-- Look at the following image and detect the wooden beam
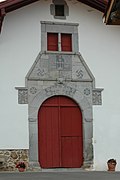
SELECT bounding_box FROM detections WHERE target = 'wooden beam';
[0,0,40,12]
[0,7,5,33]
[78,0,108,12]
[105,0,115,24]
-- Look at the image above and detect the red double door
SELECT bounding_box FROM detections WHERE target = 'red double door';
[38,96,83,168]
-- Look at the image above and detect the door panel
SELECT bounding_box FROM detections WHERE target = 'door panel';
[39,106,60,168]
[61,107,82,136]
[61,137,83,167]
[61,106,83,167]
[38,96,83,168]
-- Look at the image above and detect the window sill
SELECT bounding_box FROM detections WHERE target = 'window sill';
[54,15,66,20]
[44,51,77,55]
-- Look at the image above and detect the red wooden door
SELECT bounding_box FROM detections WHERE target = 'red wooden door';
[38,96,83,168]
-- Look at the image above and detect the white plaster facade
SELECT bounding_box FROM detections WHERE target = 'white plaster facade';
[0,0,120,171]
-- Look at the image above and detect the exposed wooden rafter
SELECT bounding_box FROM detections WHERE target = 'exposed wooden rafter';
[78,0,108,12]
[0,0,40,13]
[0,7,5,32]
[104,0,120,25]
[0,0,109,33]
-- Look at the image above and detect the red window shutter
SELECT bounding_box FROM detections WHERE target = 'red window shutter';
[47,33,58,51]
[61,34,72,52]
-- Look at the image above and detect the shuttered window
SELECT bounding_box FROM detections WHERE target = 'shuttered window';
[61,33,72,52]
[47,33,58,51]
[47,33,72,52]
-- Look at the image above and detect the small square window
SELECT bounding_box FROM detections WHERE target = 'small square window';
[55,5,64,16]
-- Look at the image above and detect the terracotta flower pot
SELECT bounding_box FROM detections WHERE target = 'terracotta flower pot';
[107,159,117,171]
[18,167,25,172]
[16,161,26,172]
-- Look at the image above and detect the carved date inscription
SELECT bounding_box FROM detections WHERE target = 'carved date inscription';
[45,85,76,97]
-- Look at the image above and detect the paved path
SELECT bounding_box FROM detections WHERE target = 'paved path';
[0,171,120,180]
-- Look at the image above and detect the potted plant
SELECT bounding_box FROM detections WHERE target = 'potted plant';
[107,159,117,171]
[16,161,26,172]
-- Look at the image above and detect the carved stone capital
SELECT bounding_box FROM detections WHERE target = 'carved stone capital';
[92,89,103,105]
[15,87,28,104]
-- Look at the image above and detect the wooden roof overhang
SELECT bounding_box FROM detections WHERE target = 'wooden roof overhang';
[0,0,108,33]
[104,0,120,25]
[78,0,108,12]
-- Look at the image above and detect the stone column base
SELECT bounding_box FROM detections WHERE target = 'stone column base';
[28,162,41,171]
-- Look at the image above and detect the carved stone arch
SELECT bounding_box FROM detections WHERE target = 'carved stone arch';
[29,84,92,120]
[28,84,93,168]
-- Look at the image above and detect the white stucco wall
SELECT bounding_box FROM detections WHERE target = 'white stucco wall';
[0,0,120,171]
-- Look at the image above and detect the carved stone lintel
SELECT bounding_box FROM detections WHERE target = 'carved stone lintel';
[44,84,76,97]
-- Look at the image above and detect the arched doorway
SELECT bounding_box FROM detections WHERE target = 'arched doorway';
[38,96,83,168]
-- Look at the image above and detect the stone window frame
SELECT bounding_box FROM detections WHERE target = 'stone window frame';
[41,21,79,53]
[50,0,69,20]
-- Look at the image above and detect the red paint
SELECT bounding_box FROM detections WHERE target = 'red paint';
[47,33,72,52]
[47,33,58,51]
[61,34,72,52]
[38,96,83,168]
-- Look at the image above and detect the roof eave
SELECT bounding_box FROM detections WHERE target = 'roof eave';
[0,0,40,13]
[78,0,107,13]
[104,0,120,25]
[0,0,40,33]
[0,0,108,33]
[0,7,5,33]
